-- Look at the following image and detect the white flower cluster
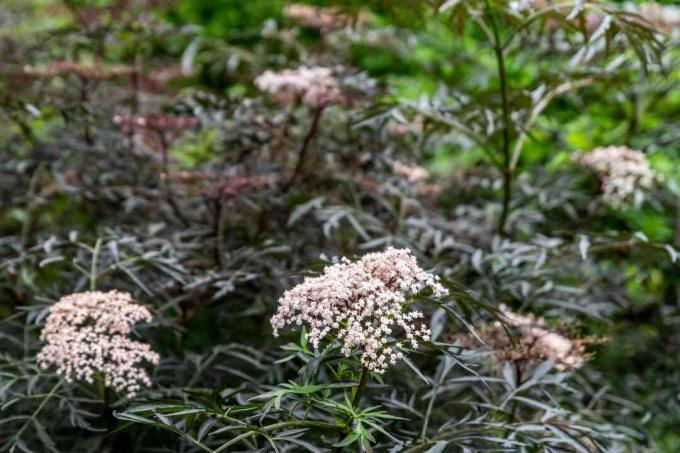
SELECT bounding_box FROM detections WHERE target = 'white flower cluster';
[573,146,654,207]
[254,66,347,108]
[271,247,448,373]
[38,291,160,397]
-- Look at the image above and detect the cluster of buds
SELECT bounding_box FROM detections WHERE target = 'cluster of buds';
[573,146,655,207]
[457,306,593,371]
[283,3,367,33]
[37,291,159,397]
[255,66,356,108]
[271,247,448,373]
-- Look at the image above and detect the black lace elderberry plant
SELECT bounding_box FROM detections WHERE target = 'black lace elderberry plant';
[114,248,446,451]
[369,0,663,235]
[1,0,679,451]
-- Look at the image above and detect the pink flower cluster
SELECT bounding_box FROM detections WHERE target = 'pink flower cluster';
[21,61,134,80]
[573,146,654,207]
[271,247,448,373]
[392,161,430,183]
[254,67,348,108]
[638,2,680,36]
[457,305,592,371]
[500,307,588,370]
[283,4,365,33]
[37,291,159,397]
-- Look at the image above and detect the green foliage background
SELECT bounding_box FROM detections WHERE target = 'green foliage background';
[1,0,679,450]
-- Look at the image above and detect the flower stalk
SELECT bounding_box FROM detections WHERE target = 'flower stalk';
[286,105,324,189]
[484,0,513,236]
[352,365,369,408]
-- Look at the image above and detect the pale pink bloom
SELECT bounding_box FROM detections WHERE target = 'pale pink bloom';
[501,307,588,370]
[254,66,348,108]
[283,4,363,32]
[37,291,159,397]
[457,305,592,371]
[21,61,134,80]
[573,146,654,207]
[638,2,680,36]
[271,248,447,373]
[392,161,430,183]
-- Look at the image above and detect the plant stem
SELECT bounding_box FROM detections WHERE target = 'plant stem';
[624,91,640,146]
[20,166,43,247]
[80,77,94,146]
[98,375,108,410]
[96,375,120,451]
[129,56,140,154]
[420,365,447,440]
[159,131,170,178]
[485,0,513,236]
[263,420,346,433]
[285,106,324,190]
[401,427,500,453]
[158,132,191,227]
[499,167,513,236]
[503,364,523,439]
[90,238,102,291]
[334,366,370,453]
[352,366,369,408]
[212,196,223,267]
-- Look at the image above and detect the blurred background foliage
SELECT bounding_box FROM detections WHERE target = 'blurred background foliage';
[0,0,679,451]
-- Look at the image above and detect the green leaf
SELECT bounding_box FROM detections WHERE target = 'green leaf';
[335,431,361,447]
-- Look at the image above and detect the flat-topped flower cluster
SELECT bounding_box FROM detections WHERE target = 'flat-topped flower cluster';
[637,2,680,36]
[37,291,159,397]
[392,161,429,183]
[271,247,448,373]
[573,146,654,207]
[458,305,591,371]
[500,307,589,370]
[21,60,134,80]
[284,3,365,33]
[255,66,349,108]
